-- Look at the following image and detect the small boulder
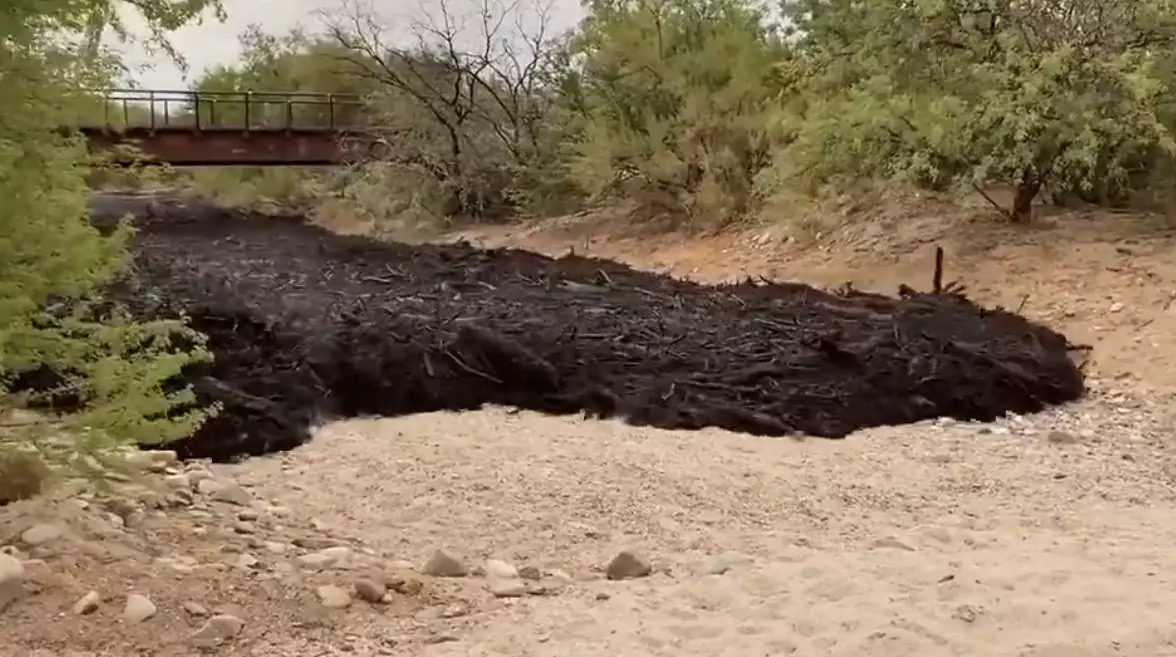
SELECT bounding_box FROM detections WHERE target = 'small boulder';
[353,578,386,603]
[483,559,519,579]
[606,551,652,580]
[0,554,25,587]
[73,590,101,615]
[191,614,245,641]
[487,579,527,598]
[421,549,467,577]
[315,584,352,609]
[19,523,64,547]
[123,593,157,622]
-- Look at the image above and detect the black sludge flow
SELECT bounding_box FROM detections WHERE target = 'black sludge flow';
[67,195,1084,462]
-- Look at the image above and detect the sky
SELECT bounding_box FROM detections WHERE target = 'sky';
[113,0,585,89]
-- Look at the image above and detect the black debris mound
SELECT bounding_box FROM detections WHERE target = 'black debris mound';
[79,196,1084,462]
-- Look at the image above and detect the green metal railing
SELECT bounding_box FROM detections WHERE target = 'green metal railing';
[93,88,366,131]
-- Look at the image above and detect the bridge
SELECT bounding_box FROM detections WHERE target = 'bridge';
[80,89,386,166]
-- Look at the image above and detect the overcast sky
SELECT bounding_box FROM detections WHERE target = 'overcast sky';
[115,0,584,89]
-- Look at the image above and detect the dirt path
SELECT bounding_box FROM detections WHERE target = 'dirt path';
[6,204,1176,656]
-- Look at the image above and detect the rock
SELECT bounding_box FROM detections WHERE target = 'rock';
[387,574,424,596]
[297,546,351,570]
[233,554,260,570]
[191,614,245,641]
[187,468,214,484]
[236,510,259,521]
[517,565,542,581]
[297,552,336,570]
[183,601,209,616]
[123,594,156,622]
[487,579,527,598]
[164,474,191,490]
[483,559,518,579]
[315,584,352,609]
[20,523,64,546]
[354,579,386,603]
[872,536,917,551]
[233,521,256,534]
[320,546,353,561]
[0,554,25,586]
[606,551,652,580]
[421,549,467,577]
[209,481,252,506]
[20,559,51,582]
[1047,430,1079,445]
[126,449,178,472]
[704,555,734,575]
[73,590,101,615]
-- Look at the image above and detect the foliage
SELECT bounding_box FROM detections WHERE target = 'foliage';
[566,0,786,224]
[778,0,1176,221]
[0,0,218,494]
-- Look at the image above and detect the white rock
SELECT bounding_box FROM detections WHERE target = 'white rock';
[487,579,527,598]
[191,614,244,641]
[163,474,191,490]
[297,554,334,570]
[20,523,64,546]
[0,554,25,586]
[73,590,101,615]
[483,559,519,579]
[421,549,467,577]
[315,584,352,609]
[123,594,157,622]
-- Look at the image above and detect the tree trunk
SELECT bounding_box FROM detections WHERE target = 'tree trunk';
[1011,168,1043,222]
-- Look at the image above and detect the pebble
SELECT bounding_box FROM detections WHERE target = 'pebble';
[422,549,467,577]
[191,614,245,641]
[315,584,352,608]
[20,523,64,546]
[483,559,518,579]
[606,551,652,580]
[518,565,542,581]
[73,591,101,615]
[123,593,156,622]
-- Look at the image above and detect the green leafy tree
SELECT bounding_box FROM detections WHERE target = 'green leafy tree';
[780,0,1176,221]
[0,0,221,498]
[566,0,785,225]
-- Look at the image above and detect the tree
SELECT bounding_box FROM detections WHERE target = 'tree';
[323,0,578,220]
[566,0,786,224]
[781,0,1176,221]
[0,0,220,498]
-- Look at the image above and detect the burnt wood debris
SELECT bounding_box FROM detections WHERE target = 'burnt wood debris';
[23,195,1086,462]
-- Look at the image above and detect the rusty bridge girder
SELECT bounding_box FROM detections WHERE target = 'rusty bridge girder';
[77,89,386,167]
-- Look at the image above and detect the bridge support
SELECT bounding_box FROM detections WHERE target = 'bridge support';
[83,127,385,167]
[78,89,382,167]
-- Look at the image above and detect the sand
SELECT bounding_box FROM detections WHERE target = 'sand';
[8,203,1176,656]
